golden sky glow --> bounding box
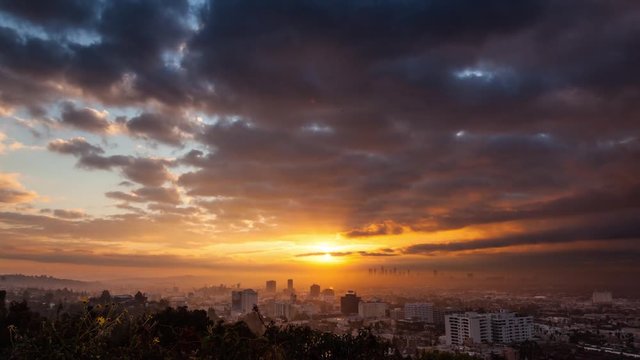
[0,0,639,290]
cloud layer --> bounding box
[0,0,639,277]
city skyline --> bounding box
[0,0,639,289]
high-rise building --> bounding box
[358,301,388,318]
[266,280,276,293]
[287,279,294,293]
[274,301,293,320]
[231,289,258,314]
[445,311,533,346]
[309,284,321,298]
[404,303,434,322]
[445,312,492,346]
[321,288,335,303]
[340,290,361,315]
[490,311,533,344]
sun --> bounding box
[306,242,345,264]
[319,252,335,263]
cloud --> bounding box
[124,112,200,146]
[0,0,98,29]
[0,131,26,154]
[344,221,404,238]
[59,102,111,133]
[47,137,104,156]
[0,173,38,204]
[51,209,86,219]
[48,138,174,186]
[295,249,398,258]
[106,186,181,205]
[404,215,640,255]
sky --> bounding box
[0,0,639,289]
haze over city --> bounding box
[1,0,639,294]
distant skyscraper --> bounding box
[231,289,258,314]
[287,279,293,293]
[321,288,335,303]
[340,290,361,315]
[309,284,320,298]
[266,280,276,293]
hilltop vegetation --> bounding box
[0,291,477,360]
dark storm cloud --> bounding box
[0,0,98,28]
[428,184,640,230]
[0,26,70,79]
[0,0,194,108]
[404,215,640,255]
[65,0,193,100]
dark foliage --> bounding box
[0,302,479,359]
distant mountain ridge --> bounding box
[0,274,97,290]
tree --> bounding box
[0,290,6,317]
[44,292,54,304]
[134,291,147,305]
[99,290,111,304]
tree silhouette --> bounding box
[134,291,147,305]
[99,290,112,304]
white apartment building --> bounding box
[490,311,534,343]
[358,301,388,319]
[445,312,492,345]
[445,311,533,345]
[404,302,434,322]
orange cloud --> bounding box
[0,173,38,204]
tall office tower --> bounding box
[445,312,492,346]
[266,280,276,293]
[231,289,258,314]
[340,290,361,315]
[404,302,434,322]
[309,284,321,298]
[287,279,294,293]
